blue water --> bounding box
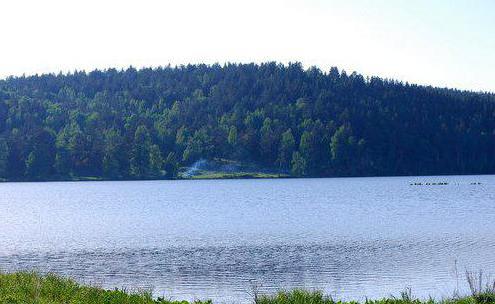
[1,175,494,303]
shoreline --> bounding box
[1,272,494,304]
[0,172,493,184]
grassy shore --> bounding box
[188,171,288,179]
[1,272,494,304]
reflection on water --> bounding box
[0,176,494,303]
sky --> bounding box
[0,0,494,92]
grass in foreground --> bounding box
[256,288,494,304]
[0,272,209,304]
[1,272,495,304]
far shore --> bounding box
[0,172,493,184]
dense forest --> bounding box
[0,62,494,181]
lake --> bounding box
[1,175,494,303]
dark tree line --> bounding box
[0,62,494,181]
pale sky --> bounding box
[0,0,494,92]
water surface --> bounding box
[1,176,494,302]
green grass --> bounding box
[256,289,495,304]
[177,158,289,180]
[189,171,287,179]
[1,272,494,304]
[0,272,210,304]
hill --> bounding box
[0,63,494,181]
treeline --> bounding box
[0,62,494,181]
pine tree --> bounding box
[130,125,151,178]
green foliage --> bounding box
[278,129,296,169]
[0,137,8,178]
[228,126,238,147]
[149,144,164,177]
[330,124,361,175]
[299,130,315,170]
[163,152,179,178]
[130,125,152,178]
[182,128,213,163]
[25,129,56,179]
[102,128,126,178]
[0,63,494,181]
[291,151,307,176]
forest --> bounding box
[0,62,494,181]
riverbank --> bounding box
[187,171,288,179]
[1,272,494,304]
[0,173,287,183]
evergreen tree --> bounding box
[330,124,359,175]
[0,137,8,178]
[130,125,151,178]
[278,129,295,169]
[228,126,238,147]
[291,151,307,177]
[149,144,164,177]
[0,63,492,180]
[24,129,56,179]
[102,128,125,178]
[163,152,178,178]
[182,128,213,163]
[299,130,314,169]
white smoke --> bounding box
[182,159,208,177]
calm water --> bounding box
[1,176,494,303]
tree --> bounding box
[130,125,151,178]
[149,144,164,177]
[102,128,125,178]
[291,151,307,176]
[25,152,38,178]
[163,152,178,178]
[182,128,213,163]
[260,118,277,163]
[330,124,359,175]
[6,129,27,179]
[175,126,189,149]
[227,126,238,147]
[0,137,8,178]
[57,123,91,176]
[277,129,295,169]
[54,150,71,177]
[25,129,56,179]
[299,131,314,162]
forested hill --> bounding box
[0,62,494,181]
